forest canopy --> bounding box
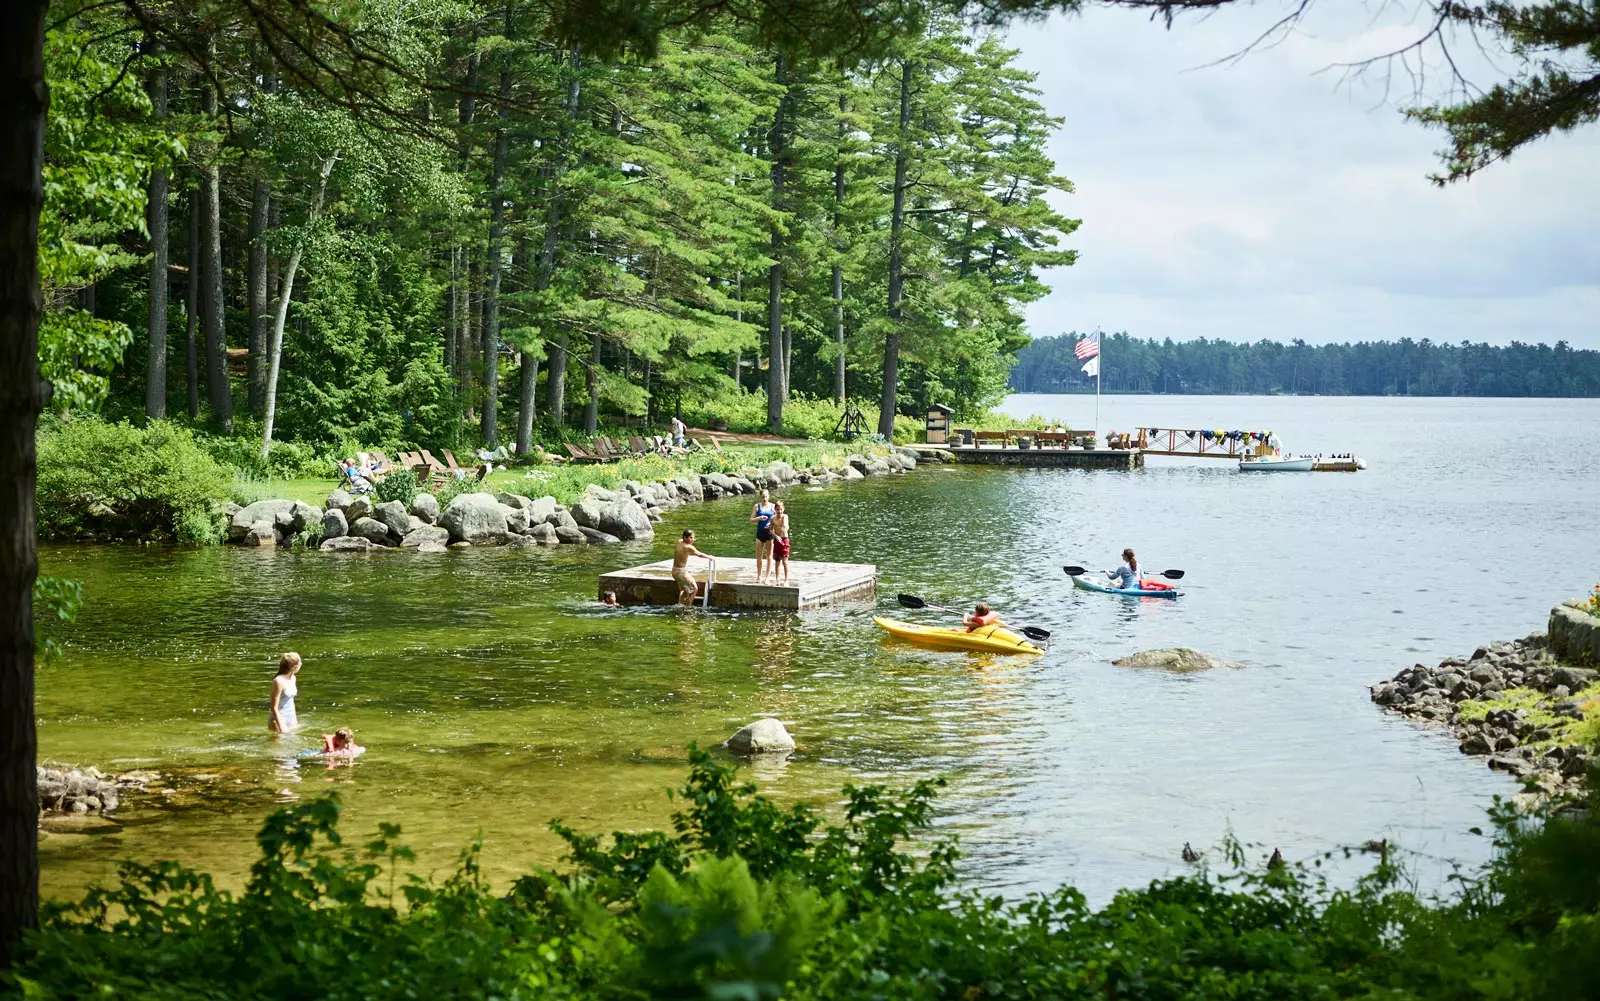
[1011,332,1600,397]
[44,0,1079,453]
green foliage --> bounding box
[174,507,226,546]
[1585,584,1600,618]
[31,577,83,666]
[1014,332,1600,397]
[687,392,920,443]
[14,748,1600,1001]
[39,19,179,411]
[374,467,418,506]
[36,418,233,541]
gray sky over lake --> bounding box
[1005,5,1599,349]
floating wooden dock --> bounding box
[910,444,1143,469]
[599,557,876,610]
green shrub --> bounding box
[375,467,418,506]
[15,749,1600,1001]
[685,391,923,443]
[37,417,233,541]
[174,507,225,546]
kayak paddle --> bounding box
[895,593,1052,643]
[1063,565,1185,580]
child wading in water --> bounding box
[769,501,791,585]
[321,727,365,757]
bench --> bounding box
[1030,431,1074,448]
[971,431,1011,448]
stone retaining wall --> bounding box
[223,446,943,553]
[1549,600,1600,666]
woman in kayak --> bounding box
[1103,549,1172,592]
[1105,549,1141,590]
[964,603,1000,632]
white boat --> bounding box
[1238,455,1313,472]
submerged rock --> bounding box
[320,535,373,552]
[726,717,795,755]
[1113,648,1239,673]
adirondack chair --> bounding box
[564,443,605,464]
[627,435,653,456]
[440,448,467,473]
[591,438,620,461]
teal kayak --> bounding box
[1071,574,1181,599]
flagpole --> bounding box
[1094,330,1101,443]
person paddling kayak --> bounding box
[964,602,1001,632]
[1104,549,1172,592]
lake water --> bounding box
[37,394,1600,904]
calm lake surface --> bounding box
[38,394,1600,903]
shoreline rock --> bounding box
[215,443,927,554]
[1370,630,1596,805]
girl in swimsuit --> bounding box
[268,652,302,733]
[750,489,776,583]
[769,501,791,585]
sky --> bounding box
[1003,4,1600,349]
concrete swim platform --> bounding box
[599,557,876,610]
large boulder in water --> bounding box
[554,524,586,545]
[440,492,508,545]
[502,504,530,535]
[321,535,373,552]
[597,498,653,541]
[229,499,295,541]
[523,495,559,525]
[526,522,559,546]
[1113,648,1240,673]
[726,718,795,755]
[351,517,392,544]
[374,500,410,540]
[322,508,348,540]
[410,493,439,525]
[401,525,449,549]
[578,526,620,544]
[570,497,606,530]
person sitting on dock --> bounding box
[964,603,1000,632]
[673,530,713,606]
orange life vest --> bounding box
[966,611,999,632]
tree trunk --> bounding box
[459,247,474,402]
[879,59,913,439]
[546,330,568,423]
[144,47,169,420]
[261,153,337,457]
[0,1,48,968]
[198,85,230,432]
[445,246,458,379]
[765,53,789,434]
[583,332,600,433]
[245,181,270,413]
[731,271,743,389]
[184,190,199,419]
[481,64,512,447]
[833,91,847,404]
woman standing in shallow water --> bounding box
[268,652,302,733]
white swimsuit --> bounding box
[272,676,298,730]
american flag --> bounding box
[1074,332,1100,361]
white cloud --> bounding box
[1005,5,1600,347]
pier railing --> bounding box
[1135,427,1274,459]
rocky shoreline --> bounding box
[1369,631,1597,804]
[219,446,941,552]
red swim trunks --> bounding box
[773,537,791,560]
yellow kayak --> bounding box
[873,616,1043,655]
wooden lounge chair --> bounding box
[627,435,654,456]
[564,443,605,464]
[440,448,468,473]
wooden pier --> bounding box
[599,557,876,610]
[911,444,1143,469]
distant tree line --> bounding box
[1010,333,1600,397]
